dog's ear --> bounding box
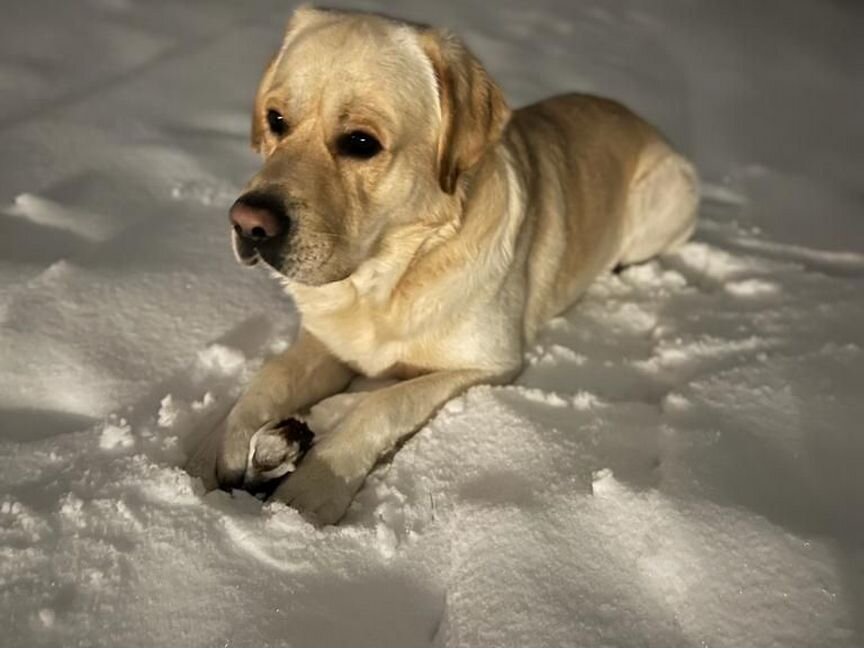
[419,30,511,194]
[251,5,324,153]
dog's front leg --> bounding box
[214,329,354,489]
[274,366,519,525]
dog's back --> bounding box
[506,93,697,338]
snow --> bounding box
[1,0,862,646]
[98,419,134,450]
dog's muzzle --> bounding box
[229,191,291,268]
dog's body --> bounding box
[194,8,697,524]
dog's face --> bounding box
[229,8,510,286]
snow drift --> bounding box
[1,1,862,646]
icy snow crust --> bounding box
[1,1,862,646]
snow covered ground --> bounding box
[1,0,863,645]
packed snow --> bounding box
[1,1,862,646]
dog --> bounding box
[197,6,698,524]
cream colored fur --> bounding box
[190,7,698,524]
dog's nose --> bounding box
[229,192,288,241]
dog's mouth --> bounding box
[231,226,350,286]
[231,230,261,266]
[232,228,288,271]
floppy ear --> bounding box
[419,30,511,194]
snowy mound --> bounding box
[1,1,862,646]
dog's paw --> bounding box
[215,409,259,489]
[215,400,290,490]
[271,442,365,526]
[215,413,313,489]
[243,419,314,491]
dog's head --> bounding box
[229,7,510,285]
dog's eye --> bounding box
[266,109,287,137]
[336,131,382,159]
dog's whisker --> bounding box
[302,229,350,242]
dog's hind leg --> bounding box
[618,143,699,266]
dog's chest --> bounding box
[298,288,494,379]
[291,265,519,378]
[299,296,437,377]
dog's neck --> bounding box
[284,147,522,319]
[282,224,454,321]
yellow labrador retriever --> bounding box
[201,6,698,523]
